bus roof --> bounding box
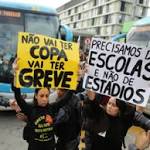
[72,30,94,37]
[0,0,57,15]
[121,21,134,33]
[134,17,150,26]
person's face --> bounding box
[80,51,85,61]
[57,89,65,98]
[106,97,120,117]
[35,88,50,107]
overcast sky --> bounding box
[35,0,71,8]
[18,0,71,8]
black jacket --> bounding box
[55,93,82,142]
[12,86,72,150]
[82,99,150,150]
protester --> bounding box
[79,50,86,62]
[9,88,82,150]
[11,58,73,150]
[12,84,73,150]
[54,89,82,150]
[82,90,150,150]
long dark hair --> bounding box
[115,99,127,117]
[33,88,50,106]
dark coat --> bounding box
[12,85,73,150]
[82,99,150,150]
[54,93,82,142]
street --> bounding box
[0,111,150,150]
[0,111,28,150]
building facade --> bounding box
[57,0,150,39]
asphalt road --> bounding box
[0,111,27,150]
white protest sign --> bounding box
[83,38,150,107]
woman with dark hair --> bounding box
[82,91,150,150]
[11,85,72,150]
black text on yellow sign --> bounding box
[15,32,79,90]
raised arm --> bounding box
[133,111,150,131]
[82,90,108,133]
[83,90,103,119]
[11,57,32,116]
[11,83,32,117]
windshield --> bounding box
[0,9,59,83]
[127,26,150,47]
[0,11,23,83]
[25,13,59,37]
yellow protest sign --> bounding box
[15,32,79,90]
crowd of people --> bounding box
[9,49,150,150]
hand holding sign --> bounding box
[12,57,19,73]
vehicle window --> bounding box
[127,31,150,47]
[127,26,150,47]
[0,11,23,83]
[0,11,60,84]
[25,13,59,38]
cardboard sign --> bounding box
[15,32,79,90]
[83,38,150,106]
